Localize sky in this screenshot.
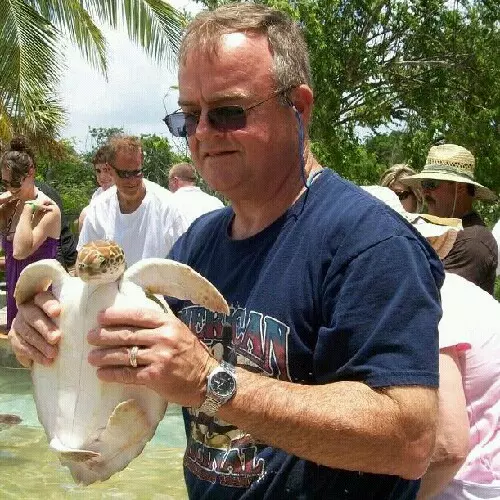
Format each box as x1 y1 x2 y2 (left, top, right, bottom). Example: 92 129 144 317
58 0 201 152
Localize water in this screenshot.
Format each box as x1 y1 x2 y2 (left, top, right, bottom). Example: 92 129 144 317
0 366 188 499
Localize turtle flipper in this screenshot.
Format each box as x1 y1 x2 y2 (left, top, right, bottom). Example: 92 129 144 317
50 437 100 462
124 258 229 314
62 399 154 485
14 259 67 306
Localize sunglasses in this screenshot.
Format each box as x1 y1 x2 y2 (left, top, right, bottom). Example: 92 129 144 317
110 165 143 179
163 89 289 138
395 190 412 201
420 179 442 191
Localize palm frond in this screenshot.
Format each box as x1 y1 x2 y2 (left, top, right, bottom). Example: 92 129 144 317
121 0 186 68
29 0 109 75
0 0 65 143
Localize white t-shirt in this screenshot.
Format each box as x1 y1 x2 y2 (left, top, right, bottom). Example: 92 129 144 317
172 186 224 228
435 273 500 498
78 179 188 266
492 220 500 276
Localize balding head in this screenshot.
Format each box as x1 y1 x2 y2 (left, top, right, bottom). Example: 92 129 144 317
168 163 197 192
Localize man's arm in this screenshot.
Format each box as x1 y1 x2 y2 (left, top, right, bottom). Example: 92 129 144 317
88 308 438 481
417 349 469 498
222 370 438 479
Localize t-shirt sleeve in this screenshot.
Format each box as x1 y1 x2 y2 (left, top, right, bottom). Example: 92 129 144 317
438 274 474 351
316 235 442 388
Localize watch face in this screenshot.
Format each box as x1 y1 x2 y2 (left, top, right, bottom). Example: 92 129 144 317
210 371 236 398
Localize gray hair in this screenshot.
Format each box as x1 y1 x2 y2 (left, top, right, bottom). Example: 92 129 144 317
179 3 312 92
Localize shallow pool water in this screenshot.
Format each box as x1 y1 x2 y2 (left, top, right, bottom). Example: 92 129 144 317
0 366 188 499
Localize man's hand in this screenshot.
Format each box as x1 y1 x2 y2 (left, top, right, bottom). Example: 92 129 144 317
87 308 217 408
8 291 62 367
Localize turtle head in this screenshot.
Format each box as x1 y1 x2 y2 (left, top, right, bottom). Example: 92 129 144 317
76 240 126 283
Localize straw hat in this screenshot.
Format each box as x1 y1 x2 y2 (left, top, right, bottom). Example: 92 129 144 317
401 144 497 201
362 186 462 259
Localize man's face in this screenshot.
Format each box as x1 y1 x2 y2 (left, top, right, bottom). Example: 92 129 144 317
178 33 299 201
422 180 458 217
111 149 144 200
94 163 113 190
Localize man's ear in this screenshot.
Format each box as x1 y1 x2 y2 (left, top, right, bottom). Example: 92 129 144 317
287 85 314 124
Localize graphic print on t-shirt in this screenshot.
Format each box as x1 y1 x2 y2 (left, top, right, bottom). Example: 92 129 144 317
179 304 291 488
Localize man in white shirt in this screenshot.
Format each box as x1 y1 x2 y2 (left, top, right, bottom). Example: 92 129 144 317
78 135 188 266
168 162 224 227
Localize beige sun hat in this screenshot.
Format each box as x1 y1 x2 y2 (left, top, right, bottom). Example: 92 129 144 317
362 185 462 259
400 144 497 202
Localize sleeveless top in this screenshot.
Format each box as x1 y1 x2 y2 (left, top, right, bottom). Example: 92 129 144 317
2 236 59 329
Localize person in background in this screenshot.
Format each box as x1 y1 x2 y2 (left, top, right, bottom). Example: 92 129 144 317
0 137 61 328
402 144 498 295
168 162 224 227
365 186 500 500
380 164 424 213
78 135 187 266
78 145 114 232
10 4 443 498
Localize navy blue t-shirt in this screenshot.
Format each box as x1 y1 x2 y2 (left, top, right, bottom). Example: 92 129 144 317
168 169 444 499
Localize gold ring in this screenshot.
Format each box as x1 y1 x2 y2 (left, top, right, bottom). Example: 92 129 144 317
128 345 139 368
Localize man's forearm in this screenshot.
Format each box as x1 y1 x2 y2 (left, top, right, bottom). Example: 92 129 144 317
417 459 464 499
218 368 438 479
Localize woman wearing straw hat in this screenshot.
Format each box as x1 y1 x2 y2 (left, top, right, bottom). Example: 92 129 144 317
401 144 498 295
364 186 500 500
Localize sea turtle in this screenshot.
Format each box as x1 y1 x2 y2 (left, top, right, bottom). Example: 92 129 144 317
14 240 229 485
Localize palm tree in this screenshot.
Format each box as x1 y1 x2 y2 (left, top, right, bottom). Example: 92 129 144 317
0 0 185 149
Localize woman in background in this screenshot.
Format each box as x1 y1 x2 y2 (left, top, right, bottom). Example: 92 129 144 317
380 164 424 213
0 137 61 328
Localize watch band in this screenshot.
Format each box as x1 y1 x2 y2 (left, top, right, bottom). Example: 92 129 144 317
198 361 236 417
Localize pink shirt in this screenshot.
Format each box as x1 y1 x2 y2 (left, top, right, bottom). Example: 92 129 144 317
437 273 500 496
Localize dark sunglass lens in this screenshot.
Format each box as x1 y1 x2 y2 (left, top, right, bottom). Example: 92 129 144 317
164 113 188 138
422 180 440 190
397 191 411 201
120 170 142 179
209 107 246 131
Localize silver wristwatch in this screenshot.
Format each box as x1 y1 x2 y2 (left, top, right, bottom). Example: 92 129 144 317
198 361 236 417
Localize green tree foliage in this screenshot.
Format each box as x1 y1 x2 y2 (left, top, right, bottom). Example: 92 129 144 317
36 139 95 221
0 0 185 148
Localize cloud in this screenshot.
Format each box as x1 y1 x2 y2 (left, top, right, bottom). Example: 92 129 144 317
58 0 201 151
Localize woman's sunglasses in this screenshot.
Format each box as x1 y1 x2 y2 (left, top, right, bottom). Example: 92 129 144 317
163 90 288 138
395 190 412 201
420 179 442 191
110 165 143 179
